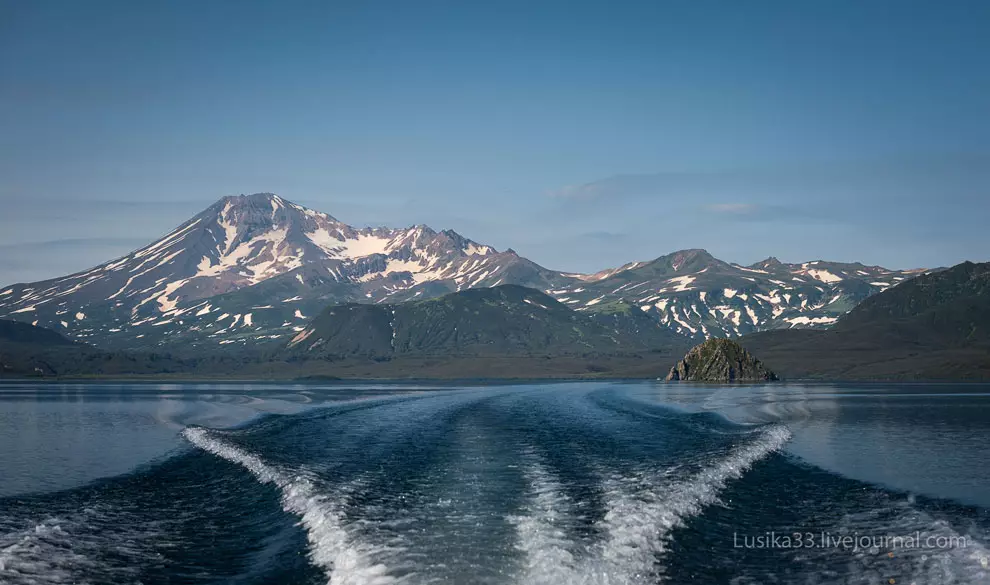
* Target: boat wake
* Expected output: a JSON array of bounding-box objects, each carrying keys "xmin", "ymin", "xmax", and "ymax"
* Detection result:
[
  {"xmin": 508, "ymin": 449, "xmax": 582, "ymax": 585},
  {"xmin": 182, "ymin": 427, "xmax": 410, "ymax": 585},
  {"xmin": 511, "ymin": 425, "xmax": 792, "ymax": 585},
  {"xmin": 185, "ymin": 421, "xmax": 791, "ymax": 585},
  {"xmin": 5, "ymin": 383, "xmax": 990, "ymax": 585}
]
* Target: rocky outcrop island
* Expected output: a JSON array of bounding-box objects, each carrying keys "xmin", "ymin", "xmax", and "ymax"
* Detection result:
[{"xmin": 666, "ymin": 338, "xmax": 779, "ymax": 382}]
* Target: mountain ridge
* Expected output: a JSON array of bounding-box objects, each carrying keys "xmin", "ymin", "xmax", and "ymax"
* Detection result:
[
  {"xmin": 0, "ymin": 193, "xmax": 927, "ymax": 349},
  {"xmin": 542, "ymin": 249, "xmax": 926, "ymax": 338},
  {"xmin": 282, "ymin": 284, "xmax": 682, "ymax": 360}
]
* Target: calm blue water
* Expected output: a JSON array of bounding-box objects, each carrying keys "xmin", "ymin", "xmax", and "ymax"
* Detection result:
[{"xmin": 0, "ymin": 381, "xmax": 988, "ymax": 584}]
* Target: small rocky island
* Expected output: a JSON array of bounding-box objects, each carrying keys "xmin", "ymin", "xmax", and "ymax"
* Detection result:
[{"xmin": 666, "ymin": 338, "xmax": 779, "ymax": 382}]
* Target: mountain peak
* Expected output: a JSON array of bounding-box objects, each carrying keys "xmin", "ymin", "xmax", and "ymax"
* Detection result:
[
  {"xmin": 207, "ymin": 193, "xmax": 339, "ymax": 222},
  {"xmin": 215, "ymin": 192, "xmax": 283, "ymax": 209},
  {"xmin": 0, "ymin": 190, "xmax": 546, "ymax": 349},
  {"xmin": 226, "ymin": 191, "xmax": 280, "ymax": 201},
  {"xmin": 750, "ymin": 256, "xmax": 783, "ymax": 270},
  {"xmin": 671, "ymin": 248, "xmax": 713, "ymax": 259},
  {"xmin": 663, "ymin": 248, "xmax": 719, "ymax": 272}
]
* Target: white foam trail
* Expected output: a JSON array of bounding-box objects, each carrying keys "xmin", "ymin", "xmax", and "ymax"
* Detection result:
[
  {"xmin": 597, "ymin": 424, "xmax": 791, "ymax": 582},
  {"xmin": 509, "ymin": 453, "xmax": 581, "ymax": 585},
  {"xmin": 183, "ymin": 427, "xmax": 406, "ymax": 585},
  {"xmin": 510, "ymin": 425, "xmax": 791, "ymax": 585}
]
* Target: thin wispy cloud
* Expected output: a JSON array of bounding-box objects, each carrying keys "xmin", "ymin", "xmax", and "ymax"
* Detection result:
[
  {"xmin": 580, "ymin": 230, "xmax": 629, "ymax": 242},
  {"xmin": 0, "ymin": 237, "xmax": 150, "ymax": 252},
  {"xmin": 704, "ymin": 203, "xmax": 758, "ymax": 215},
  {"xmin": 549, "ymin": 172, "xmax": 727, "ymax": 200},
  {"xmin": 549, "ymin": 155, "xmax": 990, "ymax": 207},
  {"xmin": 0, "ymin": 238, "xmax": 150, "ymax": 284}
]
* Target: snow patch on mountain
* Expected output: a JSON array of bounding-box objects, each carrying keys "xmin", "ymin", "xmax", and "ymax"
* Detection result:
[
  {"xmin": 804, "ymin": 268, "xmax": 844, "ymax": 283},
  {"xmin": 786, "ymin": 315, "xmax": 839, "ymax": 327}
]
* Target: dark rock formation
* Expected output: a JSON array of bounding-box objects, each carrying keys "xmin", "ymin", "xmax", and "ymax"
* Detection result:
[{"xmin": 666, "ymin": 338, "xmax": 778, "ymax": 382}]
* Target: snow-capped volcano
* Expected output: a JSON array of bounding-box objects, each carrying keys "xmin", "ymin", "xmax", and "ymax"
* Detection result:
[
  {"xmin": 0, "ymin": 193, "xmax": 929, "ymax": 349},
  {"xmin": 0, "ymin": 193, "xmax": 567, "ymax": 348}
]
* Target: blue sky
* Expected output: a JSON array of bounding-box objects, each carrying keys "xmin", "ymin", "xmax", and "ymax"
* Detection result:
[{"xmin": 2, "ymin": 0, "xmax": 988, "ymax": 284}]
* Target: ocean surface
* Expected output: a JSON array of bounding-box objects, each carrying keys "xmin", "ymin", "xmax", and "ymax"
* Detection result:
[{"xmin": 1, "ymin": 381, "xmax": 988, "ymax": 584}]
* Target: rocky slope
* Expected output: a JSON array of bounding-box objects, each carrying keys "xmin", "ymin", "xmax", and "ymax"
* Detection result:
[
  {"xmin": 666, "ymin": 338, "xmax": 779, "ymax": 382},
  {"xmin": 833, "ymin": 260, "xmax": 990, "ymax": 340},
  {"xmin": 743, "ymin": 261, "xmax": 990, "ymax": 380},
  {"xmin": 0, "ymin": 319, "xmax": 75, "ymax": 346},
  {"xmin": 282, "ymin": 284, "xmax": 682, "ymax": 359},
  {"xmin": 0, "ymin": 319, "xmax": 93, "ymax": 376}
]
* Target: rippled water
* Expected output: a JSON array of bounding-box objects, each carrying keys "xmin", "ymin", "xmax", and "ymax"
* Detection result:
[{"xmin": 1, "ymin": 381, "xmax": 988, "ymax": 584}]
